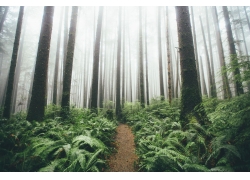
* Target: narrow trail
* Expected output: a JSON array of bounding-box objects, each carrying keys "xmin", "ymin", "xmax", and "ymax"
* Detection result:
[{"xmin": 105, "ymin": 124, "xmax": 138, "ymax": 172}]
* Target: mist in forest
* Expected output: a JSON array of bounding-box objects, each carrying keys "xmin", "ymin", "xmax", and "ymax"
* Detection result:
[{"xmin": 0, "ymin": 6, "xmax": 250, "ymax": 115}]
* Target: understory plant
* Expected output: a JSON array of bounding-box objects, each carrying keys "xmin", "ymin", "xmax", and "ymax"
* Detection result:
[
  {"xmin": 0, "ymin": 106, "xmax": 116, "ymax": 172},
  {"xmin": 125, "ymin": 94, "xmax": 250, "ymax": 172}
]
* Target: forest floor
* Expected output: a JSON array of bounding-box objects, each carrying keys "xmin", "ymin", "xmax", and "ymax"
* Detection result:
[{"xmin": 105, "ymin": 124, "xmax": 138, "ymax": 172}]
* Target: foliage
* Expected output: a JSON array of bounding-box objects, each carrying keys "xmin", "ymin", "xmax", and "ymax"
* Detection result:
[
  {"xmin": 0, "ymin": 106, "xmax": 116, "ymax": 172},
  {"xmin": 124, "ymin": 95, "xmax": 250, "ymax": 172}
]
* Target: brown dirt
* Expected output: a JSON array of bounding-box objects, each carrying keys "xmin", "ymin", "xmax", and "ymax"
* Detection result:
[{"xmin": 105, "ymin": 124, "xmax": 138, "ymax": 172}]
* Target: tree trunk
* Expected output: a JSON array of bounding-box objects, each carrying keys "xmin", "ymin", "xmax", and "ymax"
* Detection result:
[
  {"xmin": 205, "ymin": 7, "xmax": 217, "ymax": 98},
  {"xmin": 158, "ymin": 7, "xmax": 164, "ymax": 100},
  {"xmin": 139, "ymin": 7, "xmax": 145, "ymax": 108},
  {"xmin": 61, "ymin": 6, "xmax": 78, "ymax": 116},
  {"xmin": 199, "ymin": 16, "xmax": 213, "ymax": 97},
  {"xmin": 52, "ymin": 8, "xmax": 63, "ymax": 105},
  {"xmin": 212, "ymin": 6, "xmax": 231, "ymax": 99},
  {"xmin": 166, "ymin": 7, "xmax": 172, "ymax": 104},
  {"xmin": 145, "ymin": 9, "xmax": 150, "ymax": 106},
  {"xmin": 90, "ymin": 6, "xmax": 104, "ymax": 113},
  {"xmin": 3, "ymin": 6, "xmax": 24, "ymax": 119},
  {"xmin": 175, "ymin": 6, "xmax": 207, "ymax": 126},
  {"xmin": 223, "ymin": 6, "xmax": 244, "ymax": 96},
  {"xmin": 26, "ymin": 7, "xmax": 54, "ymax": 121},
  {"xmin": 116, "ymin": 7, "xmax": 122, "ymax": 119}
]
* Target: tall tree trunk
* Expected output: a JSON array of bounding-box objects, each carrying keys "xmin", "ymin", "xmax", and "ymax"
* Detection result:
[
  {"xmin": 116, "ymin": 7, "xmax": 122, "ymax": 119},
  {"xmin": 61, "ymin": 6, "xmax": 78, "ymax": 116},
  {"xmin": 0, "ymin": 6, "xmax": 8, "ymax": 33},
  {"xmin": 166, "ymin": 7, "xmax": 172, "ymax": 104},
  {"xmin": 199, "ymin": 16, "xmax": 213, "ymax": 97},
  {"xmin": 26, "ymin": 7, "xmax": 54, "ymax": 121},
  {"xmin": 53, "ymin": 8, "xmax": 63, "ymax": 105},
  {"xmin": 205, "ymin": 7, "xmax": 217, "ymax": 98},
  {"xmin": 223, "ymin": 6, "xmax": 244, "ymax": 96},
  {"xmin": 145, "ymin": 9, "xmax": 150, "ymax": 106},
  {"xmin": 58, "ymin": 6, "xmax": 69, "ymax": 105},
  {"xmin": 90, "ymin": 6, "xmax": 104, "ymax": 113},
  {"xmin": 175, "ymin": 6, "xmax": 207, "ymax": 126},
  {"xmin": 212, "ymin": 6, "xmax": 231, "ymax": 99},
  {"xmin": 158, "ymin": 7, "xmax": 164, "ymax": 100},
  {"xmin": 139, "ymin": 7, "xmax": 145, "ymax": 108},
  {"xmin": 3, "ymin": 6, "xmax": 24, "ymax": 118},
  {"xmin": 122, "ymin": 8, "xmax": 126, "ymax": 107}
]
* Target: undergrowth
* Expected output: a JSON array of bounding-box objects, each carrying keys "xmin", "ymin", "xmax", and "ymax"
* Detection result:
[
  {"xmin": 124, "ymin": 93, "xmax": 250, "ymax": 172},
  {"xmin": 0, "ymin": 106, "xmax": 117, "ymax": 172}
]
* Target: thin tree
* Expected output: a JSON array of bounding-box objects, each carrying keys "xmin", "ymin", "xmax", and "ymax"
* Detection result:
[
  {"xmin": 223, "ymin": 6, "xmax": 244, "ymax": 96},
  {"xmin": 205, "ymin": 7, "xmax": 217, "ymax": 98},
  {"xmin": 158, "ymin": 7, "xmax": 164, "ymax": 100},
  {"xmin": 175, "ymin": 6, "xmax": 207, "ymax": 126},
  {"xmin": 90, "ymin": 6, "xmax": 104, "ymax": 113},
  {"xmin": 26, "ymin": 7, "xmax": 54, "ymax": 121},
  {"xmin": 139, "ymin": 7, "xmax": 145, "ymax": 108},
  {"xmin": 116, "ymin": 7, "xmax": 122, "ymax": 119},
  {"xmin": 244, "ymin": 7, "xmax": 250, "ymax": 32},
  {"xmin": 52, "ymin": 8, "xmax": 63, "ymax": 105},
  {"xmin": 199, "ymin": 16, "xmax": 213, "ymax": 97},
  {"xmin": 212, "ymin": 6, "xmax": 231, "ymax": 99},
  {"xmin": 145, "ymin": 8, "xmax": 150, "ymax": 106},
  {"xmin": 61, "ymin": 6, "xmax": 79, "ymax": 117},
  {"xmin": 166, "ymin": 7, "xmax": 172, "ymax": 104},
  {"xmin": 3, "ymin": 6, "xmax": 24, "ymax": 119}
]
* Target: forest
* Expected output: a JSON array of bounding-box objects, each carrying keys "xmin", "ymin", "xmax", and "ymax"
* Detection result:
[{"xmin": 0, "ymin": 6, "xmax": 250, "ymax": 172}]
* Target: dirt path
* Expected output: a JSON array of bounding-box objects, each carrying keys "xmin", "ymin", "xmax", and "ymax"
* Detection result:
[{"xmin": 105, "ymin": 124, "xmax": 138, "ymax": 172}]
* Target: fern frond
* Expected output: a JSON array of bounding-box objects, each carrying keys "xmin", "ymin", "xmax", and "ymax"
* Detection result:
[{"xmin": 182, "ymin": 163, "xmax": 209, "ymax": 172}]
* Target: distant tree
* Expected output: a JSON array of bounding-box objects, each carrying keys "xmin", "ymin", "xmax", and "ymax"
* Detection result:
[
  {"xmin": 139, "ymin": 7, "xmax": 145, "ymax": 108},
  {"xmin": 145, "ymin": 8, "xmax": 150, "ymax": 106},
  {"xmin": 212, "ymin": 6, "xmax": 231, "ymax": 99},
  {"xmin": 61, "ymin": 6, "xmax": 79, "ymax": 117},
  {"xmin": 223, "ymin": 6, "xmax": 244, "ymax": 96},
  {"xmin": 26, "ymin": 7, "xmax": 54, "ymax": 121},
  {"xmin": 2, "ymin": 6, "xmax": 24, "ymax": 119},
  {"xmin": 190, "ymin": 7, "xmax": 202, "ymax": 96},
  {"xmin": 199, "ymin": 16, "xmax": 213, "ymax": 97},
  {"xmin": 158, "ymin": 7, "xmax": 164, "ymax": 100},
  {"xmin": 116, "ymin": 7, "xmax": 122, "ymax": 119},
  {"xmin": 52, "ymin": 8, "xmax": 63, "ymax": 105},
  {"xmin": 90, "ymin": 6, "xmax": 104, "ymax": 113},
  {"xmin": 166, "ymin": 7, "xmax": 172, "ymax": 104},
  {"xmin": 244, "ymin": 6, "xmax": 250, "ymax": 32},
  {"xmin": 175, "ymin": 6, "xmax": 207, "ymax": 126}
]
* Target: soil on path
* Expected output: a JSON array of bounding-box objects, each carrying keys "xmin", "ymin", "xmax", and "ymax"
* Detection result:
[{"xmin": 105, "ymin": 124, "xmax": 138, "ymax": 172}]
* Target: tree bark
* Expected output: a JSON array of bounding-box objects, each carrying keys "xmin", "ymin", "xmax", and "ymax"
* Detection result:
[
  {"xmin": 26, "ymin": 7, "xmax": 54, "ymax": 121},
  {"xmin": 3, "ymin": 6, "xmax": 24, "ymax": 119},
  {"xmin": 175, "ymin": 6, "xmax": 207, "ymax": 126},
  {"xmin": 61, "ymin": 6, "xmax": 79, "ymax": 116},
  {"xmin": 158, "ymin": 7, "xmax": 164, "ymax": 100},
  {"xmin": 90, "ymin": 6, "xmax": 104, "ymax": 113},
  {"xmin": 116, "ymin": 7, "xmax": 122, "ymax": 119}
]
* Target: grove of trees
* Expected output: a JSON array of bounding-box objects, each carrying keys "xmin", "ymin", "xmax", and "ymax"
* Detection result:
[{"xmin": 0, "ymin": 6, "xmax": 250, "ymax": 172}]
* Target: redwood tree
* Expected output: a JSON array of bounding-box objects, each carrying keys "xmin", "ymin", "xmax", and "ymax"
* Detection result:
[
  {"xmin": 61, "ymin": 6, "xmax": 79, "ymax": 116},
  {"xmin": 175, "ymin": 6, "xmax": 206, "ymax": 126},
  {"xmin": 3, "ymin": 6, "xmax": 24, "ymax": 119},
  {"xmin": 90, "ymin": 6, "xmax": 104, "ymax": 113},
  {"xmin": 26, "ymin": 6, "xmax": 54, "ymax": 121}
]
